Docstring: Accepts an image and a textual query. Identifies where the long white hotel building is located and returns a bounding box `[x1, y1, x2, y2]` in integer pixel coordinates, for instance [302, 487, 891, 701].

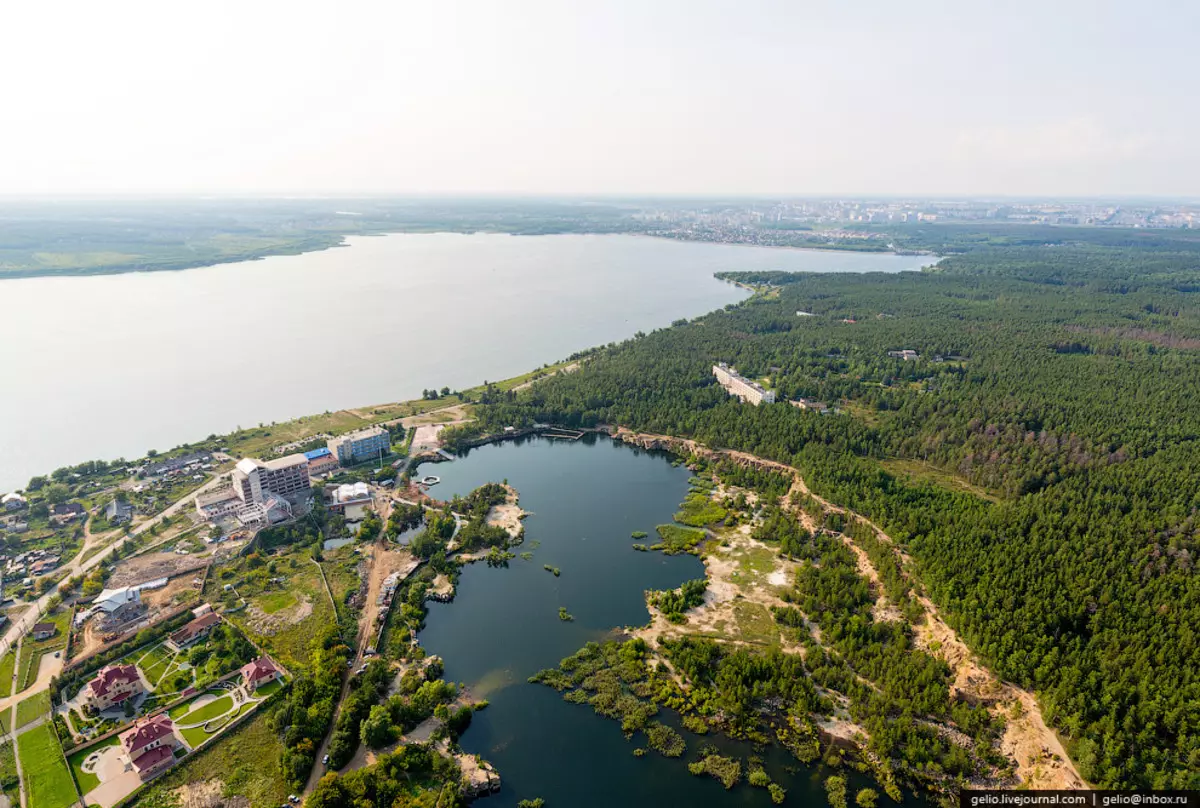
[712, 363, 776, 405]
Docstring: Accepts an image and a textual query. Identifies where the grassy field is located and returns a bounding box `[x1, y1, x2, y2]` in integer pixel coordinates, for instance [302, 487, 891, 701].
[878, 458, 1002, 502]
[321, 547, 363, 622]
[257, 591, 298, 614]
[17, 722, 77, 808]
[216, 359, 577, 460]
[66, 734, 119, 795]
[135, 709, 289, 808]
[0, 651, 15, 698]
[15, 690, 51, 729]
[0, 706, 9, 735]
[0, 741, 17, 804]
[212, 547, 335, 670]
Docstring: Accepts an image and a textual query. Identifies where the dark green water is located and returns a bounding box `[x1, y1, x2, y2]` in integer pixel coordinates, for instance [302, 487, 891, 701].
[420, 435, 903, 808]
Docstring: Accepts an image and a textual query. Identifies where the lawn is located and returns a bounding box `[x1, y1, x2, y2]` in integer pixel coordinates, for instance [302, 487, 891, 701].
[135, 709, 289, 808]
[67, 735, 120, 795]
[0, 651, 15, 698]
[0, 707, 9, 735]
[653, 524, 706, 555]
[17, 723, 77, 808]
[178, 694, 232, 726]
[181, 723, 217, 749]
[15, 689, 51, 728]
[254, 678, 283, 697]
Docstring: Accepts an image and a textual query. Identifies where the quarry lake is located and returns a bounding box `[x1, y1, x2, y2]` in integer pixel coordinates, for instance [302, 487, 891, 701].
[0, 233, 932, 490]
[419, 435, 907, 808]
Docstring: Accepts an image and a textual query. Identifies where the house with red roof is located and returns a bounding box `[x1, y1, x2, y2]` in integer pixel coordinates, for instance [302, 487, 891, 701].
[84, 664, 144, 712]
[120, 714, 179, 779]
[166, 611, 221, 652]
[238, 655, 281, 694]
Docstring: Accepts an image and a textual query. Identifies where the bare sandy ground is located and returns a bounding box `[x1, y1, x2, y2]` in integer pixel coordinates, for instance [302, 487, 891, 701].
[616, 427, 1087, 790]
[484, 483, 527, 540]
[176, 779, 250, 808]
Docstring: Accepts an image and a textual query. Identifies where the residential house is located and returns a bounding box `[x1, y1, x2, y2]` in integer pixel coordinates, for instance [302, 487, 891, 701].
[120, 714, 179, 779]
[84, 664, 144, 711]
[105, 499, 134, 525]
[239, 656, 281, 694]
[50, 502, 85, 525]
[31, 621, 57, 641]
[2, 493, 26, 512]
[165, 611, 221, 652]
[30, 557, 60, 576]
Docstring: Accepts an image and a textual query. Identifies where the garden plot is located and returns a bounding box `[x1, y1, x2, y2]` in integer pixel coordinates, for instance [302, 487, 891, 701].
[168, 678, 282, 750]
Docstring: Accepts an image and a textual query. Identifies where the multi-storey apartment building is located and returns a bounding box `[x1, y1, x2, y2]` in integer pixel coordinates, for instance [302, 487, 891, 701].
[712, 363, 776, 405]
[328, 426, 391, 465]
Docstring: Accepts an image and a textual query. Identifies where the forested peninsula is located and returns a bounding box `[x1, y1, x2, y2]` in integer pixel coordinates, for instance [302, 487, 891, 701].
[445, 226, 1200, 791]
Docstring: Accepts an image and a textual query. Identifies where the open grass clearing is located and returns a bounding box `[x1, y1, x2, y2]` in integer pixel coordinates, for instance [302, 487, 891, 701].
[256, 590, 298, 614]
[17, 722, 77, 808]
[15, 689, 51, 728]
[879, 457, 1002, 503]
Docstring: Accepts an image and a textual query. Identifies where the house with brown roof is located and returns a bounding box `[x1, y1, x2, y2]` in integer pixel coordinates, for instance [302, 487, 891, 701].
[31, 621, 57, 640]
[166, 611, 221, 652]
[84, 663, 144, 712]
[239, 655, 281, 694]
[120, 714, 179, 779]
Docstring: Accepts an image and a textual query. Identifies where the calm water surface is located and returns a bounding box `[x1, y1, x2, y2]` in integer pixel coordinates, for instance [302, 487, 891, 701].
[420, 436, 907, 808]
[0, 233, 931, 490]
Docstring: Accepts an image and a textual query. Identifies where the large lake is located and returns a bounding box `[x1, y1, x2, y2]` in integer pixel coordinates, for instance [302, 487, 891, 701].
[420, 435, 907, 808]
[0, 233, 931, 491]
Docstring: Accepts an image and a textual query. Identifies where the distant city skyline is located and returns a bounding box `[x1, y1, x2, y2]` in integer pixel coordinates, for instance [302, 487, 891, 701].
[2, 0, 1197, 197]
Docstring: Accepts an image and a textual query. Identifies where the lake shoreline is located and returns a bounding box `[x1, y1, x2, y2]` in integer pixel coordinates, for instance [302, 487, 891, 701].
[0, 230, 938, 282]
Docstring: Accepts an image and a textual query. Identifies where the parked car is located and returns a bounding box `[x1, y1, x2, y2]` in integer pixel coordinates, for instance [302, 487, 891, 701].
[323, 754, 330, 765]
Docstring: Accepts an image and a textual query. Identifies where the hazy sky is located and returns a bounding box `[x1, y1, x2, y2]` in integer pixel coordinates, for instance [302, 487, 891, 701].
[2, 0, 1195, 196]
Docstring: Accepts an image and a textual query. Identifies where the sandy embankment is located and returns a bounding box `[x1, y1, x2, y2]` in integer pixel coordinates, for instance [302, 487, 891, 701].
[485, 484, 527, 540]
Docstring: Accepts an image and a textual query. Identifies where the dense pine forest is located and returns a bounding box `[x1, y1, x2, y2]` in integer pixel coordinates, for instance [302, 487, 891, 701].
[446, 227, 1200, 790]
